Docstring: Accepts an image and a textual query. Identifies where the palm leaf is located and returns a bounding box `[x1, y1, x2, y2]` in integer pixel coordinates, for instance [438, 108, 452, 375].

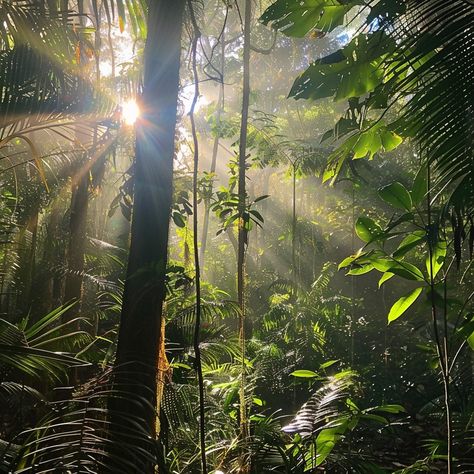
[282, 374, 352, 437]
[261, 0, 474, 212]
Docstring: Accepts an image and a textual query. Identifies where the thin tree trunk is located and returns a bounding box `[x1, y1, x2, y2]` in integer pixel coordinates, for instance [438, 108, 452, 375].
[238, 0, 251, 471]
[188, 5, 207, 469]
[426, 163, 452, 473]
[109, 1, 185, 469]
[63, 167, 88, 317]
[63, 0, 88, 324]
[291, 163, 297, 294]
[200, 35, 225, 267]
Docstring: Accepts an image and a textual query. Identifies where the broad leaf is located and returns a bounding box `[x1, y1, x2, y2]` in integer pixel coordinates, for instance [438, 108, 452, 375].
[374, 404, 406, 414]
[347, 264, 373, 275]
[388, 287, 423, 323]
[387, 262, 424, 281]
[393, 231, 425, 258]
[260, 0, 359, 37]
[378, 182, 412, 210]
[426, 240, 447, 279]
[355, 216, 383, 243]
[411, 165, 427, 205]
[316, 423, 347, 466]
[289, 32, 395, 100]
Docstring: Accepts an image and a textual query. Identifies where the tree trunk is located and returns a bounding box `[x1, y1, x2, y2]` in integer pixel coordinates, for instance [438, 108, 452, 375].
[63, 0, 89, 324]
[63, 167, 88, 317]
[200, 34, 225, 268]
[237, 0, 251, 471]
[109, 0, 185, 469]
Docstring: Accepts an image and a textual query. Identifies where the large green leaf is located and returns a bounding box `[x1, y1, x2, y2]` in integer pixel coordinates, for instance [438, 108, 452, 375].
[316, 425, 344, 466]
[355, 216, 383, 243]
[323, 123, 402, 182]
[411, 165, 428, 206]
[426, 239, 447, 279]
[378, 182, 413, 210]
[393, 231, 426, 258]
[267, 0, 474, 211]
[289, 32, 394, 101]
[388, 287, 423, 323]
[387, 262, 424, 281]
[260, 0, 360, 37]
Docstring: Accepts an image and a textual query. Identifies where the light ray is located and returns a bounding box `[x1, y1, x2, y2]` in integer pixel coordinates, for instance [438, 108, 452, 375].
[121, 99, 140, 126]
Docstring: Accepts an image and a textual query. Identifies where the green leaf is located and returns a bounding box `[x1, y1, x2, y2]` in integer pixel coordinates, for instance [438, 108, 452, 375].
[338, 254, 361, 270]
[316, 424, 346, 466]
[468, 331, 474, 351]
[426, 240, 447, 279]
[320, 359, 339, 369]
[378, 182, 413, 210]
[374, 404, 406, 414]
[381, 129, 403, 151]
[289, 31, 394, 101]
[352, 127, 382, 159]
[388, 287, 423, 323]
[378, 272, 394, 287]
[253, 397, 264, 406]
[411, 165, 427, 206]
[172, 211, 186, 228]
[260, 0, 358, 37]
[393, 231, 426, 257]
[290, 369, 318, 378]
[355, 216, 383, 243]
[347, 264, 373, 275]
[253, 194, 270, 203]
[360, 413, 389, 424]
[370, 258, 394, 272]
[387, 262, 424, 281]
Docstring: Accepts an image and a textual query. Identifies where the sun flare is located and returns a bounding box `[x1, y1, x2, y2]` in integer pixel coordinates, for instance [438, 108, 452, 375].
[122, 99, 140, 126]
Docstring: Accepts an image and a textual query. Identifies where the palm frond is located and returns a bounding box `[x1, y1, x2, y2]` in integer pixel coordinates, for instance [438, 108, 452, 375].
[282, 374, 352, 437]
[261, 0, 474, 213]
[8, 369, 160, 473]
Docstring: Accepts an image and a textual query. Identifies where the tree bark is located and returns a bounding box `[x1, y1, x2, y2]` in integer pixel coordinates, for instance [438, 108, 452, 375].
[237, 0, 251, 471]
[109, 0, 185, 469]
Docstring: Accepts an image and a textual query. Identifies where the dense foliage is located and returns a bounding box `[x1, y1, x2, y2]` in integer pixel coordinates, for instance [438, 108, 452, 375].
[0, 0, 473, 472]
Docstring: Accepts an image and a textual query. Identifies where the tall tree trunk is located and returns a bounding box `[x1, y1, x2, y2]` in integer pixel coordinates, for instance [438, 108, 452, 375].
[109, 0, 185, 469]
[238, 0, 251, 471]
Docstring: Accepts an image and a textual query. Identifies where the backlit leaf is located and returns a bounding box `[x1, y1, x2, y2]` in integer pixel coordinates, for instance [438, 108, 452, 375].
[387, 262, 424, 281]
[378, 272, 394, 287]
[388, 287, 423, 323]
[291, 369, 318, 378]
[379, 182, 412, 210]
[426, 240, 447, 279]
[393, 231, 425, 257]
[411, 165, 427, 205]
[355, 216, 383, 243]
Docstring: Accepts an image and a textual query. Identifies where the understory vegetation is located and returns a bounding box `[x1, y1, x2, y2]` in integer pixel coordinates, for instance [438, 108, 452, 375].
[0, 0, 473, 472]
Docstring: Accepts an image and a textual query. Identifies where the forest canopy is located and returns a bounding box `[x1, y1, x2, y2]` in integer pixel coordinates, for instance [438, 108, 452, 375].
[0, 0, 473, 472]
